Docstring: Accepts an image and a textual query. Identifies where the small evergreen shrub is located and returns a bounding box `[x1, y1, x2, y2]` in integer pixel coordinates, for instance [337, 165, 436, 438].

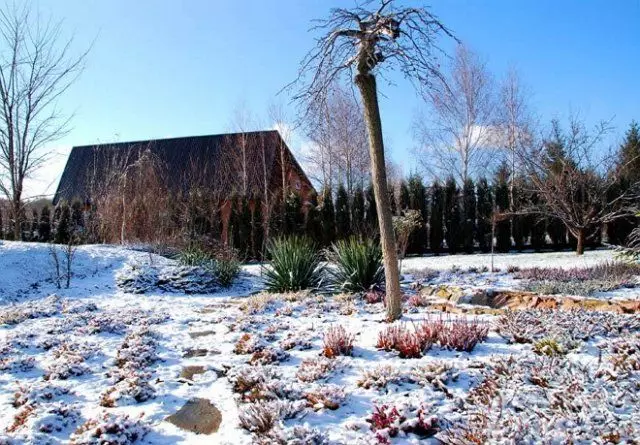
[322, 325, 354, 358]
[264, 236, 324, 292]
[327, 238, 384, 292]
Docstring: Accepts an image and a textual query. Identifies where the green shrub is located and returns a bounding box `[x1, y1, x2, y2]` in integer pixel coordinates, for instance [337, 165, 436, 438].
[264, 236, 324, 292]
[178, 245, 212, 267]
[211, 257, 241, 288]
[328, 238, 384, 292]
[533, 338, 564, 356]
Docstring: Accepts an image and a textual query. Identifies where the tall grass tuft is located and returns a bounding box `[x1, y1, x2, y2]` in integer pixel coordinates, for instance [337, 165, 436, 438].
[328, 238, 384, 292]
[264, 236, 324, 292]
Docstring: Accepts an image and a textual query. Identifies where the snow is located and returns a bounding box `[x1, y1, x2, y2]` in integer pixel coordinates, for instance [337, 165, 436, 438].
[0, 241, 639, 443]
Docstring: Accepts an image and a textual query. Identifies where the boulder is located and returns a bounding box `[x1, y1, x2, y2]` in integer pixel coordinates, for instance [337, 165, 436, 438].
[165, 398, 222, 434]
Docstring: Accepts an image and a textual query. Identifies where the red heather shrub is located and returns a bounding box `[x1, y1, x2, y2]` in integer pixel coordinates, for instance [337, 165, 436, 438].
[365, 290, 385, 304]
[438, 318, 489, 352]
[322, 325, 355, 358]
[368, 404, 403, 436]
[407, 293, 430, 308]
[413, 405, 439, 436]
[415, 318, 444, 346]
[376, 324, 432, 359]
[513, 261, 640, 282]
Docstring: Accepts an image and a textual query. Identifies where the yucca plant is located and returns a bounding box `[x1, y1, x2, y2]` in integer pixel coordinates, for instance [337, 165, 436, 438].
[328, 237, 384, 292]
[264, 236, 324, 292]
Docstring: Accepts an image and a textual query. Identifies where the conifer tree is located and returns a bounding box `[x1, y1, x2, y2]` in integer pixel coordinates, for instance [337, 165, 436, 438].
[252, 199, 264, 260]
[462, 178, 476, 254]
[19, 208, 28, 240]
[284, 192, 304, 235]
[30, 209, 38, 241]
[547, 217, 565, 250]
[365, 184, 378, 236]
[54, 201, 71, 244]
[39, 206, 51, 242]
[493, 172, 511, 253]
[398, 180, 410, 213]
[238, 197, 252, 259]
[407, 174, 427, 254]
[0, 206, 3, 239]
[305, 191, 323, 246]
[476, 177, 492, 252]
[510, 182, 526, 251]
[335, 184, 351, 239]
[429, 181, 444, 254]
[444, 176, 461, 254]
[228, 196, 241, 249]
[351, 187, 365, 237]
[268, 199, 284, 241]
[388, 184, 397, 216]
[71, 199, 84, 235]
[321, 188, 335, 246]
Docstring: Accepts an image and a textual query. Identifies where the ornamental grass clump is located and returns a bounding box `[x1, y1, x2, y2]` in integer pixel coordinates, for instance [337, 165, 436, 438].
[264, 236, 324, 292]
[327, 238, 384, 292]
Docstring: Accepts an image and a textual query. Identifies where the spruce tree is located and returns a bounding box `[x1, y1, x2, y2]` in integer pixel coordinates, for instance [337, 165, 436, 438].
[71, 199, 84, 236]
[351, 187, 365, 237]
[365, 184, 378, 236]
[476, 177, 492, 252]
[268, 199, 284, 241]
[462, 178, 476, 254]
[335, 184, 351, 239]
[39, 206, 51, 242]
[305, 191, 323, 246]
[494, 176, 511, 253]
[252, 199, 264, 260]
[19, 208, 28, 241]
[284, 192, 304, 235]
[398, 180, 410, 213]
[0, 206, 3, 239]
[321, 187, 335, 246]
[30, 209, 38, 241]
[547, 217, 565, 250]
[54, 202, 71, 244]
[429, 181, 444, 254]
[444, 176, 461, 254]
[407, 173, 427, 254]
[510, 182, 525, 251]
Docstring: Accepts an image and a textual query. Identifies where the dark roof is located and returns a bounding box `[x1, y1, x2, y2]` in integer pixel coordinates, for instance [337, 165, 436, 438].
[53, 130, 312, 204]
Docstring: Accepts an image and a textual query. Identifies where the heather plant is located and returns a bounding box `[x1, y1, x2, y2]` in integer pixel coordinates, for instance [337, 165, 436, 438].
[296, 357, 340, 382]
[532, 337, 565, 356]
[327, 237, 384, 292]
[264, 236, 325, 292]
[322, 325, 355, 358]
[356, 365, 403, 389]
[70, 412, 149, 445]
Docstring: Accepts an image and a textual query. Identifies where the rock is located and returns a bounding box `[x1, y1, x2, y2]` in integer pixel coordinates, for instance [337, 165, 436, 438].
[179, 366, 206, 380]
[183, 348, 209, 358]
[165, 398, 222, 434]
[188, 330, 215, 339]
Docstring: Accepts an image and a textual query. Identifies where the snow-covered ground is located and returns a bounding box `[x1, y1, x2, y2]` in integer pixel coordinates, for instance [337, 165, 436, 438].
[402, 248, 614, 272]
[0, 241, 639, 444]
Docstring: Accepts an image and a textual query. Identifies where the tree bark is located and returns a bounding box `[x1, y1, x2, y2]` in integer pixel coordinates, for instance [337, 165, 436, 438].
[355, 73, 402, 321]
[575, 228, 585, 255]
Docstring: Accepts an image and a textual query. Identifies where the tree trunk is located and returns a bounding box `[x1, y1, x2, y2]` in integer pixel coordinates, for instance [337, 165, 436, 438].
[355, 72, 402, 321]
[575, 228, 586, 255]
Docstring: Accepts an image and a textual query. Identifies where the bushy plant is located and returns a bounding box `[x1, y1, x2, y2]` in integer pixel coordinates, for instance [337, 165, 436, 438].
[264, 236, 324, 292]
[177, 244, 212, 267]
[322, 325, 354, 358]
[327, 237, 384, 292]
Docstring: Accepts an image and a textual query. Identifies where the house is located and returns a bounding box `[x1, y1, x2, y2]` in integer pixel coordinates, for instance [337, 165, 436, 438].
[53, 130, 314, 242]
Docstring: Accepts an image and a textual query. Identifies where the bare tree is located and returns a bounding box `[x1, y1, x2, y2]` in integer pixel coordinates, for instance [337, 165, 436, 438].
[415, 44, 496, 185]
[291, 0, 453, 320]
[304, 84, 370, 193]
[498, 67, 534, 208]
[519, 116, 640, 255]
[0, 4, 87, 239]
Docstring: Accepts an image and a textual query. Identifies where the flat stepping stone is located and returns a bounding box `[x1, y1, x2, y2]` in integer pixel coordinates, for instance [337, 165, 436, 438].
[182, 348, 209, 358]
[179, 365, 206, 381]
[189, 330, 216, 339]
[166, 398, 222, 434]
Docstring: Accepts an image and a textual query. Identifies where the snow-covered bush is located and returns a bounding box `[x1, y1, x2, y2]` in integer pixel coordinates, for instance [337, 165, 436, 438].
[0, 295, 62, 325]
[70, 412, 149, 444]
[264, 425, 329, 445]
[116, 262, 219, 294]
[367, 402, 439, 442]
[279, 332, 313, 351]
[234, 333, 266, 355]
[356, 364, 403, 389]
[304, 384, 346, 411]
[296, 357, 340, 383]
[376, 324, 432, 359]
[532, 337, 565, 356]
[229, 365, 301, 402]
[436, 317, 489, 352]
[12, 382, 71, 407]
[249, 347, 290, 366]
[34, 402, 81, 434]
[409, 361, 459, 395]
[115, 329, 158, 370]
[322, 325, 354, 358]
[43, 351, 90, 380]
[100, 371, 155, 407]
[0, 355, 36, 372]
[238, 402, 279, 434]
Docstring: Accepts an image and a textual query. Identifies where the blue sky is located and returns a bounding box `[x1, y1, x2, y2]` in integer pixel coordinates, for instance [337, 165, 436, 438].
[27, 0, 640, 198]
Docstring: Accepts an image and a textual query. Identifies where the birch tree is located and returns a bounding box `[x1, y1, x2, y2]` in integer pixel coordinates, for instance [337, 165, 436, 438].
[415, 44, 496, 185]
[0, 4, 87, 239]
[291, 0, 454, 320]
